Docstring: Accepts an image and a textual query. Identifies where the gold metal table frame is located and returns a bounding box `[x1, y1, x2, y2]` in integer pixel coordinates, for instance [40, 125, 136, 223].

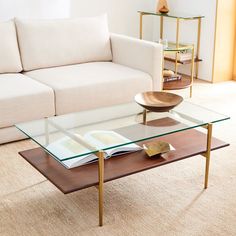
[97, 114, 213, 226]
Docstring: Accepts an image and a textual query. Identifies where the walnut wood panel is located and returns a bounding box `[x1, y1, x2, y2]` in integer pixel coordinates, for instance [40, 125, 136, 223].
[164, 57, 202, 65]
[163, 76, 192, 90]
[19, 129, 229, 194]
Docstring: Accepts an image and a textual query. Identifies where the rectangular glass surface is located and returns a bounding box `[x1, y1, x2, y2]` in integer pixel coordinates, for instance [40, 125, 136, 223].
[138, 11, 204, 19]
[16, 102, 229, 165]
[164, 42, 193, 52]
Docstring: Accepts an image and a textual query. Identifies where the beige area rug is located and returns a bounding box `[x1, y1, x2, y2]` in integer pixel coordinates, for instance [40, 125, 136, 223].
[1, 80, 236, 236]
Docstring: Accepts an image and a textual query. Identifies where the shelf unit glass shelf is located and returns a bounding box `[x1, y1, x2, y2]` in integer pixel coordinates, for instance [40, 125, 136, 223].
[138, 11, 205, 20]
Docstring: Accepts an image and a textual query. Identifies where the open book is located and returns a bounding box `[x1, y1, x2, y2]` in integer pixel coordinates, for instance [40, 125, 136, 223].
[46, 130, 142, 169]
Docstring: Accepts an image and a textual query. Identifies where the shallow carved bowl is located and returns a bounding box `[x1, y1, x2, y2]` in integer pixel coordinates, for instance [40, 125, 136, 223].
[135, 91, 183, 112]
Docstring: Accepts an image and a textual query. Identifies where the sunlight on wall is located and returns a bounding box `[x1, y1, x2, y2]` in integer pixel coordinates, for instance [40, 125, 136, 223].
[213, 0, 236, 82]
[234, 15, 236, 80]
[0, 0, 71, 20]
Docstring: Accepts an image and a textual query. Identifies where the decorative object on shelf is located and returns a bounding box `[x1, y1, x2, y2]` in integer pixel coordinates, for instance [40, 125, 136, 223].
[143, 140, 172, 157]
[163, 69, 182, 82]
[163, 69, 174, 77]
[156, 0, 169, 14]
[134, 91, 183, 112]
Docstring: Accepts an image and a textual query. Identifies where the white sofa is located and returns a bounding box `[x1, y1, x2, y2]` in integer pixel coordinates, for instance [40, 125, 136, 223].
[0, 15, 163, 144]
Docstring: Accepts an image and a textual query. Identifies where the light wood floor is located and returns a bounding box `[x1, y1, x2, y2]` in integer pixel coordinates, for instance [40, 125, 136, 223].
[0, 80, 236, 236]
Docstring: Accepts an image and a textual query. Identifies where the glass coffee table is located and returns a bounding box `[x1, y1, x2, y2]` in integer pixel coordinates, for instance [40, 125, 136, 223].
[16, 101, 230, 226]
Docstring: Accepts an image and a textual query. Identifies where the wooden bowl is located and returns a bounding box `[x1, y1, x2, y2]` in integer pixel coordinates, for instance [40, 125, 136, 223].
[135, 91, 183, 112]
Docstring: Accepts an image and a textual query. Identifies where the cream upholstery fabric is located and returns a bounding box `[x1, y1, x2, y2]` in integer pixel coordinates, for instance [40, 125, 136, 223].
[0, 126, 27, 144]
[25, 62, 153, 115]
[110, 33, 163, 91]
[15, 15, 112, 71]
[0, 74, 55, 128]
[0, 20, 22, 73]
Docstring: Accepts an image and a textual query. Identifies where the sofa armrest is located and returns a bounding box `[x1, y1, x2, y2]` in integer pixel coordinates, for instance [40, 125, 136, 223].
[110, 33, 163, 91]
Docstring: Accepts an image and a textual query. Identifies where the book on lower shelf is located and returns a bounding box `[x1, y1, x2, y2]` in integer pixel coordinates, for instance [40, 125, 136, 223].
[163, 74, 182, 82]
[165, 52, 196, 62]
[46, 130, 142, 169]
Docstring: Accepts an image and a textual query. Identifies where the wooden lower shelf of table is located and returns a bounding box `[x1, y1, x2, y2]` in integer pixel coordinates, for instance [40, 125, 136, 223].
[163, 75, 192, 90]
[19, 129, 229, 194]
[164, 57, 203, 65]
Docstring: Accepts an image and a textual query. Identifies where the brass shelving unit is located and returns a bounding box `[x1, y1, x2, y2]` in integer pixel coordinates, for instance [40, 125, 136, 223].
[138, 11, 205, 97]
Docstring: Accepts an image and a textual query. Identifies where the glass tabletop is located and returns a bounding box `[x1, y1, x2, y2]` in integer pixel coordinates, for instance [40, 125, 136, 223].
[164, 42, 193, 52]
[16, 101, 229, 168]
[138, 11, 204, 20]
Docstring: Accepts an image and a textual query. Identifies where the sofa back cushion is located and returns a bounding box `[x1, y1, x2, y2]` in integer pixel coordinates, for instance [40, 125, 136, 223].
[0, 20, 23, 73]
[15, 15, 112, 71]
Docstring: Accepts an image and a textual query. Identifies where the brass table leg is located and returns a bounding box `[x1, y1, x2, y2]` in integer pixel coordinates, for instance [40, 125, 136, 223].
[204, 123, 213, 189]
[196, 18, 202, 79]
[98, 151, 104, 226]
[160, 16, 164, 39]
[139, 13, 143, 39]
[190, 46, 195, 98]
[143, 109, 147, 125]
[175, 18, 180, 74]
[44, 118, 49, 145]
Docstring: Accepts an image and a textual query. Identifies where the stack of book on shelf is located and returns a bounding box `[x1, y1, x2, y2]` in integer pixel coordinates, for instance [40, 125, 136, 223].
[163, 74, 182, 83]
[165, 52, 196, 63]
[163, 70, 182, 83]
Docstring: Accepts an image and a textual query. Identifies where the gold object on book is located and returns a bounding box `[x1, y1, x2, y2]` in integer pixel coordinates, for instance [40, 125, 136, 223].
[143, 141, 171, 157]
[135, 91, 183, 112]
[156, 0, 169, 14]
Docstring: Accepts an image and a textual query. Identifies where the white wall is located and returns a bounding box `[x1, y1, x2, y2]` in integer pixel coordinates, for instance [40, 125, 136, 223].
[70, 0, 154, 40]
[151, 0, 217, 81]
[0, 0, 70, 20]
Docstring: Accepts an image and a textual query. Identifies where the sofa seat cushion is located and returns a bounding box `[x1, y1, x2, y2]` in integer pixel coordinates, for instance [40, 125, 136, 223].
[0, 74, 55, 128]
[15, 15, 112, 71]
[25, 62, 153, 115]
[0, 126, 27, 144]
[0, 20, 22, 73]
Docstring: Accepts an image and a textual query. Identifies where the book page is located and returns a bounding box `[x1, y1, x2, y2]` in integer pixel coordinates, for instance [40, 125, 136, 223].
[47, 136, 91, 160]
[46, 131, 142, 168]
[84, 130, 142, 156]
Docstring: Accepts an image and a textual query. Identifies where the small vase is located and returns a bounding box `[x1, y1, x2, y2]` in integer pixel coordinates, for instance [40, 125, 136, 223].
[156, 0, 169, 14]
